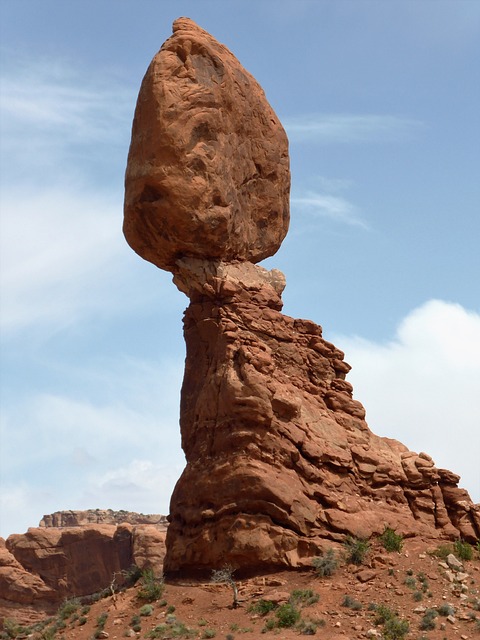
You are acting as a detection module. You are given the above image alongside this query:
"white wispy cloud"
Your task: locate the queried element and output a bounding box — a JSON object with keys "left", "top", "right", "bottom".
{"left": 283, "top": 114, "right": 423, "bottom": 144}
{"left": 0, "top": 56, "right": 131, "bottom": 151}
{"left": 291, "top": 190, "right": 368, "bottom": 229}
{"left": 334, "top": 299, "right": 480, "bottom": 503}
{"left": 0, "top": 358, "right": 185, "bottom": 537}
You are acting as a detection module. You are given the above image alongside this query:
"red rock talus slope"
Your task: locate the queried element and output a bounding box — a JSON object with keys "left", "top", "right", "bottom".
{"left": 123, "top": 19, "right": 479, "bottom": 576}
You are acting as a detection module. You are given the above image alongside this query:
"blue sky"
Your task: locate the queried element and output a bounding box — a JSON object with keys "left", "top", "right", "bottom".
{"left": 1, "top": 0, "right": 479, "bottom": 538}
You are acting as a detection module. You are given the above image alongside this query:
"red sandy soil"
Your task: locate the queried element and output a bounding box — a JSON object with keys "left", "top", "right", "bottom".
{"left": 5, "top": 538, "right": 480, "bottom": 640}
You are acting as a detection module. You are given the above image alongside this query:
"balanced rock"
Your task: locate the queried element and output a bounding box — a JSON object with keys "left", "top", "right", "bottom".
{"left": 124, "top": 19, "right": 479, "bottom": 576}
{"left": 124, "top": 17, "right": 290, "bottom": 270}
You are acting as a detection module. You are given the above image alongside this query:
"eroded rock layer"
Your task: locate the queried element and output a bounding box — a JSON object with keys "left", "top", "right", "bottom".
{"left": 164, "top": 261, "right": 479, "bottom": 575}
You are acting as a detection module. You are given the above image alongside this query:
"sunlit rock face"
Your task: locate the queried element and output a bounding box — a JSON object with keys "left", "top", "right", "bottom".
{"left": 124, "top": 18, "right": 479, "bottom": 577}
{"left": 124, "top": 17, "right": 290, "bottom": 271}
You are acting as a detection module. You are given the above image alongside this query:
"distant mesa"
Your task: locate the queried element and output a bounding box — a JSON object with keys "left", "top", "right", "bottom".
{"left": 122, "top": 17, "right": 479, "bottom": 577}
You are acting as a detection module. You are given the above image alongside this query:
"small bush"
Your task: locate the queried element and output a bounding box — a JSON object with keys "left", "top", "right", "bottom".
{"left": 419, "top": 609, "right": 438, "bottom": 630}
{"left": 275, "top": 603, "right": 301, "bottom": 628}
{"left": 312, "top": 549, "right": 338, "bottom": 577}
{"left": 249, "top": 599, "right": 277, "bottom": 616}
{"left": 413, "top": 591, "right": 423, "bottom": 602}
{"left": 297, "top": 619, "right": 318, "bottom": 635}
{"left": 373, "top": 604, "right": 396, "bottom": 625}
{"left": 290, "top": 589, "right": 319, "bottom": 607}
{"left": 138, "top": 569, "right": 165, "bottom": 603}
{"left": 139, "top": 604, "right": 154, "bottom": 617}
{"left": 344, "top": 536, "right": 370, "bottom": 565}
{"left": 96, "top": 612, "right": 108, "bottom": 629}
{"left": 202, "top": 630, "right": 216, "bottom": 639}
{"left": 454, "top": 539, "right": 473, "bottom": 561}
{"left": 342, "top": 594, "right": 362, "bottom": 610}
{"left": 379, "top": 527, "right": 403, "bottom": 552}
{"left": 404, "top": 576, "right": 416, "bottom": 589}
{"left": 438, "top": 603, "right": 455, "bottom": 617}
{"left": 429, "top": 543, "right": 453, "bottom": 559}
{"left": 383, "top": 616, "right": 409, "bottom": 640}
{"left": 167, "top": 604, "right": 176, "bottom": 614}
{"left": 123, "top": 564, "right": 143, "bottom": 586}
{"left": 78, "top": 616, "right": 87, "bottom": 626}
{"left": 58, "top": 598, "right": 80, "bottom": 620}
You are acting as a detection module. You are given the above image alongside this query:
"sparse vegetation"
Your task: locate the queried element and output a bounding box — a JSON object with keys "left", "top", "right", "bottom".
{"left": 312, "top": 548, "right": 338, "bottom": 576}
{"left": 275, "top": 602, "right": 301, "bottom": 628}
{"left": 379, "top": 526, "right": 404, "bottom": 552}
{"left": 383, "top": 615, "right": 409, "bottom": 639}
{"left": 454, "top": 539, "right": 473, "bottom": 561}
{"left": 146, "top": 622, "right": 195, "bottom": 638}
{"left": 211, "top": 565, "right": 239, "bottom": 609}
{"left": 438, "top": 603, "right": 455, "bottom": 616}
{"left": 290, "top": 589, "right": 319, "bottom": 607}
{"left": 342, "top": 594, "right": 362, "bottom": 610}
{"left": 201, "top": 630, "right": 216, "bottom": 639}
{"left": 344, "top": 535, "right": 370, "bottom": 565}
{"left": 419, "top": 608, "right": 438, "bottom": 630}
{"left": 249, "top": 599, "right": 278, "bottom": 616}
{"left": 138, "top": 568, "right": 165, "bottom": 603}
{"left": 139, "top": 603, "right": 154, "bottom": 616}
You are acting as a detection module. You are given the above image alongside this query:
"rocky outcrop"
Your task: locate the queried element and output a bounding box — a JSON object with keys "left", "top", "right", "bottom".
{"left": 123, "top": 18, "right": 479, "bottom": 577}
{"left": 0, "top": 523, "right": 166, "bottom": 624}
{"left": 39, "top": 509, "right": 168, "bottom": 528}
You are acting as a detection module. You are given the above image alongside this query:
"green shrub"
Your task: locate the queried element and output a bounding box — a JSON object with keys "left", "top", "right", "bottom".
{"left": 123, "top": 564, "right": 143, "bottom": 586}
{"left": 290, "top": 589, "right": 319, "bottom": 607}
{"left": 438, "top": 603, "right": 455, "bottom": 616}
{"left": 58, "top": 598, "right": 80, "bottom": 620}
{"left": 341, "top": 594, "right": 362, "bottom": 610}
{"left": 249, "top": 599, "right": 277, "bottom": 616}
{"left": 138, "top": 569, "right": 165, "bottom": 603}
{"left": 312, "top": 549, "right": 338, "bottom": 577}
{"left": 429, "top": 543, "right": 453, "bottom": 559}
{"left": 413, "top": 591, "right": 423, "bottom": 602}
{"left": 275, "top": 603, "right": 301, "bottom": 628}
{"left": 167, "top": 604, "right": 176, "bottom": 614}
{"left": 373, "top": 604, "right": 396, "bottom": 625}
{"left": 298, "top": 619, "right": 318, "bottom": 635}
{"left": 202, "top": 630, "right": 216, "bottom": 639}
{"left": 419, "top": 609, "right": 438, "bottom": 630}
{"left": 404, "top": 576, "right": 416, "bottom": 589}
{"left": 379, "top": 527, "right": 404, "bottom": 552}
{"left": 96, "top": 612, "right": 108, "bottom": 629}
{"left": 344, "top": 536, "right": 370, "bottom": 565}
{"left": 383, "top": 616, "right": 409, "bottom": 640}
{"left": 139, "top": 604, "right": 154, "bottom": 617}
{"left": 454, "top": 539, "right": 473, "bottom": 561}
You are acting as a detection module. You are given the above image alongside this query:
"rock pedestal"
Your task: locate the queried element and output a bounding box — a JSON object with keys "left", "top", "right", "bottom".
{"left": 163, "top": 260, "right": 479, "bottom": 575}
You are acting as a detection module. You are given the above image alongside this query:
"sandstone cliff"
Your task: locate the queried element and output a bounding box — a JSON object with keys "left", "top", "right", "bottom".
{"left": 0, "top": 519, "right": 166, "bottom": 624}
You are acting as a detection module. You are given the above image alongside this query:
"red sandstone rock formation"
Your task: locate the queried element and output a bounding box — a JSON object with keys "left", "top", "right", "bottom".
{"left": 0, "top": 522, "right": 166, "bottom": 624}
{"left": 123, "top": 19, "right": 479, "bottom": 576}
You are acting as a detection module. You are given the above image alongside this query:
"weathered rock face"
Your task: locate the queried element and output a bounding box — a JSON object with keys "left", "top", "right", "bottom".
{"left": 0, "top": 523, "right": 167, "bottom": 624}
{"left": 124, "top": 17, "right": 289, "bottom": 270}
{"left": 123, "top": 18, "right": 479, "bottom": 577}
{"left": 39, "top": 509, "right": 168, "bottom": 528}
{"left": 163, "top": 261, "right": 479, "bottom": 574}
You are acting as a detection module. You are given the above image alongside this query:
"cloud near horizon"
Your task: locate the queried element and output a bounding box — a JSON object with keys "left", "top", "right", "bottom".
{"left": 334, "top": 299, "right": 480, "bottom": 502}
